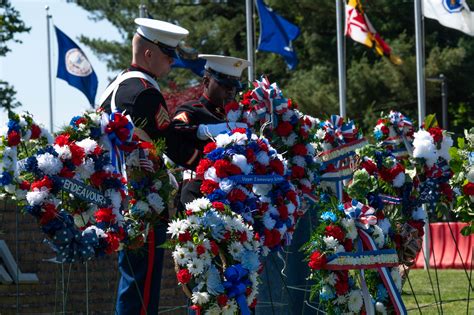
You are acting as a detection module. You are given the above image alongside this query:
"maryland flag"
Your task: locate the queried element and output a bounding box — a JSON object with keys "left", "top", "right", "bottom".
{"left": 345, "top": 0, "right": 402, "bottom": 64}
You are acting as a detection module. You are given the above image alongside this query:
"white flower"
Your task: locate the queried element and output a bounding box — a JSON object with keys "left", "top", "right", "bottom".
{"left": 26, "top": 188, "right": 49, "bottom": 206}
{"left": 230, "top": 131, "right": 248, "bottom": 145}
{"left": 347, "top": 290, "right": 363, "bottom": 312}
{"left": 341, "top": 218, "right": 358, "bottom": 240}
{"left": 147, "top": 192, "right": 165, "bottom": 213}
{"left": 228, "top": 241, "right": 244, "bottom": 260}
{"left": 204, "top": 167, "right": 219, "bottom": 182}
{"left": 191, "top": 291, "right": 210, "bottom": 305}
{"left": 373, "top": 225, "right": 385, "bottom": 248}
{"left": 282, "top": 133, "right": 298, "bottom": 146}
{"left": 292, "top": 156, "right": 306, "bottom": 167}
{"left": 215, "top": 134, "right": 232, "bottom": 147}
{"left": 37, "top": 153, "right": 63, "bottom": 175}
{"left": 232, "top": 154, "right": 251, "bottom": 174}
{"left": 439, "top": 134, "right": 453, "bottom": 162}
{"left": 413, "top": 129, "right": 437, "bottom": 166}
{"left": 76, "top": 138, "right": 98, "bottom": 155}
{"left": 23, "top": 129, "right": 32, "bottom": 141}
{"left": 106, "top": 189, "right": 122, "bottom": 209}
{"left": 377, "top": 218, "right": 392, "bottom": 235}
{"left": 219, "top": 178, "right": 235, "bottom": 193}
{"left": 323, "top": 236, "right": 339, "bottom": 250}
{"left": 256, "top": 151, "right": 270, "bottom": 165}
{"left": 391, "top": 268, "right": 402, "bottom": 291}
{"left": 76, "top": 158, "right": 95, "bottom": 179}
{"left": 392, "top": 171, "right": 405, "bottom": 188}
{"left": 186, "top": 197, "right": 210, "bottom": 213}
{"left": 172, "top": 247, "right": 190, "bottom": 266}
{"left": 252, "top": 184, "right": 272, "bottom": 196}
{"left": 223, "top": 300, "right": 238, "bottom": 315}
{"left": 376, "top": 302, "right": 387, "bottom": 315}
{"left": 187, "top": 258, "right": 204, "bottom": 276}
{"left": 324, "top": 272, "right": 337, "bottom": 286}
{"left": 316, "top": 129, "right": 326, "bottom": 140}
{"left": 334, "top": 294, "right": 347, "bottom": 305}
{"left": 167, "top": 220, "right": 188, "bottom": 238}
{"left": 466, "top": 167, "right": 474, "bottom": 183}
{"left": 263, "top": 212, "right": 276, "bottom": 230}
{"left": 53, "top": 144, "right": 72, "bottom": 160}
{"left": 41, "top": 127, "right": 54, "bottom": 144}
{"left": 83, "top": 225, "right": 106, "bottom": 238}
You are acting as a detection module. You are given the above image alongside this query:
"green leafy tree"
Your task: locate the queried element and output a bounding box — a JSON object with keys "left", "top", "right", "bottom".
{"left": 76, "top": 0, "right": 474, "bottom": 134}
{"left": 0, "top": 0, "right": 31, "bottom": 112}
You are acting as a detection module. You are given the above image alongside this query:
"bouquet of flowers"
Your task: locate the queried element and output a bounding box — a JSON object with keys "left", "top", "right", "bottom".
{"left": 195, "top": 128, "right": 300, "bottom": 255}
{"left": 167, "top": 198, "right": 260, "bottom": 314}
{"left": 450, "top": 128, "right": 474, "bottom": 235}
{"left": 227, "top": 76, "right": 319, "bottom": 204}
{"left": 0, "top": 111, "right": 52, "bottom": 199}
{"left": 373, "top": 111, "right": 414, "bottom": 158}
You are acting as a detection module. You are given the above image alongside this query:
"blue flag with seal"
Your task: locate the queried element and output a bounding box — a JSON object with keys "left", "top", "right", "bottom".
{"left": 256, "top": 0, "right": 301, "bottom": 70}
{"left": 172, "top": 57, "right": 206, "bottom": 77}
{"left": 54, "top": 26, "right": 98, "bottom": 107}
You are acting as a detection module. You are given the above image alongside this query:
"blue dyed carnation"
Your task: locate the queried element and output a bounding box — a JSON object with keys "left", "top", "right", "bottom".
{"left": 320, "top": 211, "right": 337, "bottom": 222}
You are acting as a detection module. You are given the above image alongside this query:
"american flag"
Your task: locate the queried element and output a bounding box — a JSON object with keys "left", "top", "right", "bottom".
{"left": 138, "top": 148, "right": 155, "bottom": 172}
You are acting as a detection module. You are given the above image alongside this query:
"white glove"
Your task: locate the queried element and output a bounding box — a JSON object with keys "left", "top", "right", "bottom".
{"left": 197, "top": 122, "right": 248, "bottom": 140}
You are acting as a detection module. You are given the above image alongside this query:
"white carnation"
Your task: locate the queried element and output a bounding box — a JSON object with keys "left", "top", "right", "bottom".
{"left": 413, "top": 129, "right": 437, "bottom": 166}
{"left": 37, "top": 153, "right": 63, "bottom": 175}
{"left": 76, "top": 158, "right": 95, "bottom": 179}
{"left": 54, "top": 144, "right": 72, "bottom": 160}
{"left": 232, "top": 154, "right": 252, "bottom": 174}
{"left": 323, "top": 236, "right": 339, "bottom": 250}
{"left": 26, "top": 188, "right": 49, "bottom": 206}
{"left": 191, "top": 291, "right": 210, "bottom": 305}
{"left": 219, "top": 178, "right": 235, "bottom": 193}
{"left": 147, "top": 193, "right": 165, "bottom": 213}
{"left": 373, "top": 225, "right": 385, "bottom": 248}
{"left": 204, "top": 167, "right": 219, "bottom": 182}
{"left": 282, "top": 133, "right": 297, "bottom": 146}
{"left": 215, "top": 134, "right": 232, "bottom": 147}
{"left": 392, "top": 171, "right": 405, "bottom": 188}
{"left": 76, "top": 138, "right": 98, "bottom": 155}
{"left": 341, "top": 218, "right": 358, "bottom": 240}
{"left": 439, "top": 134, "right": 453, "bottom": 162}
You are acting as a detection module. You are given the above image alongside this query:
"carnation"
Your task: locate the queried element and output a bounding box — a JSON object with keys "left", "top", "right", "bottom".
{"left": 75, "top": 138, "right": 98, "bottom": 155}
{"left": 37, "top": 153, "right": 63, "bottom": 175}
{"left": 191, "top": 291, "right": 210, "bottom": 305}
{"left": 147, "top": 192, "right": 165, "bottom": 213}
{"left": 26, "top": 188, "right": 49, "bottom": 206}
{"left": 323, "top": 236, "right": 339, "bottom": 250}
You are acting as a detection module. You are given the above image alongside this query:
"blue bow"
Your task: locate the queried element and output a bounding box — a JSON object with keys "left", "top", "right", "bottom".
{"left": 223, "top": 264, "right": 251, "bottom": 315}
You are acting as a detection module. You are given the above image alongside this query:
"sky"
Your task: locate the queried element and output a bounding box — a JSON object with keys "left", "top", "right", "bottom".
{"left": 1, "top": 0, "right": 123, "bottom": 131}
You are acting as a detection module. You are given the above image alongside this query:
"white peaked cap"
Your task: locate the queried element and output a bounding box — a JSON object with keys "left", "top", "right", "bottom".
{"left": 199, "top": 54, "right": 251, "bottom": 78}
{"left": 135, "top": 18, "right": 189, "bottom": 47}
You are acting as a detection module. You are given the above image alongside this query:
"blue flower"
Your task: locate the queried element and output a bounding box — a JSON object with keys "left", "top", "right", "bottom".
{"left": 208, "top": 189, "right": 226, "bottom": 202}
{"left": 230, "top": 201, "right": 244, "bottom": 214}
{"left": 206, "top": 148, "right": 225, "bottom": 161}
{"left": 374, "top": 129, "right": 383, "bottom": 140}
{"left": 240, "top": 250, "right": 260, "bottom": 272}
{"left": 376, "top": 284, "right": 388, "bottom": 302}
{"left": 0, "top": 171, "right": 12, "bottom": 186}
{"left": 320, "top": 211, "right": 337, "bottom": 222}
{"left": 337, "top": 203, "right": 345, "bottom": 212}
{"left": 90, "top": 127, "right": 102, "bottom": 139}
{"left": 69, "top": 116, "right": 83, "bottom": 128}
{"left": 7, "top": 120, "right": 20, "bottom": 132}
{"left": 320, "top": 286, "right": 335, "bottom": 301}
{"left": 206, "top": 265, "right": 225, "bottom": 295}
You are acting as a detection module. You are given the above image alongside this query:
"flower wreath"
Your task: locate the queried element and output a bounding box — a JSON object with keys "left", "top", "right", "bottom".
{"left": 167, "top": 198, "right": 260, "bottom": 315}
{"left": 450, "top": 127, "right": 474, "bottom": 235}
{"left": 412, "top": 114, "right": 454, "bottom": 214}
{"left": 227, "top": 76, "right": 319, "bottom": 204}
{"left": 304, "top": 196, "right": 404, "bottom": 314}
{"left": 195, "top": 128, "right": 300, "bottom": 255}
{"left": 373, "top": 111, "right": 414, "bottom": 158}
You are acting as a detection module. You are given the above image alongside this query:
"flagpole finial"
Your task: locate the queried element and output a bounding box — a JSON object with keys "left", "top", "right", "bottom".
{"left": 45, "top": 5, "right": 49, "bottom": 11}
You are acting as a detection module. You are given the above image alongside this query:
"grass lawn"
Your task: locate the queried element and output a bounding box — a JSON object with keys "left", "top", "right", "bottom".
{"left": 402, "top": 269, "right": 474, "bottom": 314}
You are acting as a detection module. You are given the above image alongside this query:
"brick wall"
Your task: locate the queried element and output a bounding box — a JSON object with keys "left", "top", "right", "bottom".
{"left": 0, "top": 200, "right": 187, "bottom": 315}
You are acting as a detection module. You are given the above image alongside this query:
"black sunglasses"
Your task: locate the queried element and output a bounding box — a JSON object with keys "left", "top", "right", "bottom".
{"left": 138, "top": 33, "right": 177, "bottom": 58}
{"left": 207, "top": 69, "right": 244, "bottom": 91}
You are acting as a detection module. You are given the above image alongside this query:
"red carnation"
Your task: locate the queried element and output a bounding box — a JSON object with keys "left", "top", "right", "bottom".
{"left": 381, "top": 125, "right": 390, "bottom": 135}
{"left": 275, "top": 121, "right": 293, "bottom": 137}
{"left": 196, "top": 159, "right": 213, "bottom": 176}
{"left": 214, "top": 159, "right": 232, "bottom": 178}
{"left": 286, "top": 190, "right": 298, "bottom": 205}
{"left": 269, "top": 159, "right": 284, "bottom": 175}
{"left": 217, "top": 294, "right": 229, "bottom": 307}
{"left": 75, "top": 117, "right": 87, "bottom": 126}
{"left": 7, "top": 130, "right": 21, "bottom": 147}
{"left": 263, "top": 229, "right": 281, "bottom": 248}
{"left": 224, "top": 100, "right": 240, "bottom": 113}
{"left": 291, "top": 165, "right": 305, "bottom": 179}
{"left": 177, "top": 268, "right": 192, "bottom": 284}
{"left": 90, "top": 171, "right": 108, "bottom": 187}
{"left": 361, "top": 160, "right": 378, "bottom": 175}
{"left": 55, "top": 134, "right": 71, "bottom": 146}
{"left": 463, "top": 182, "right": 474, "bottom": 196}
{"left": 228, "top": 189, "right": 247, "bottom": 203}
{"left": 212, "top": 201, "right": 226, "bottom": 212}
{"left": 291, "top": 143, "right": 308, "bottom": 156}
{"left": 440, "top": 182, "right": 454, "bottom": 202}
{"left": 239, "top": 231, "right": 248, "bottom": 242}
{"left": 308, "top": 251, "right": 327, "bottom": 270}
{"left": 39, "top": 203, "right": 58, "bottom": 225}
{"left": 69, "top": 143, "right": 85, "bottom": 166}
{"left": 19, "top": 180, "right": 30, "bottom": 190}
{"left": 278, "top": 204, "right": 289, "bottom": 220}
{"left": 105, "top": 232, "right": 120, "bottom": 254}
{"left": 335, "top": 279, "right": 349, "bottom": 295}
{"left": 325, "top": 224, "right": 345, "bottom": 242}
{"left": 95, "top": 208, "right": 116, "bottom": 224}
{"left": 203, "top": 142, "right": 217, "bottom": 154}
{"left": 31, "top": 176, "right": 54, "bottom": 191}
{"left": 232, "top": 128, "right": 247, "bottom": 135}
{"left": 30, "top": 124, "right": 41, "bottom": 139}
{"left": 196, "top": 244, "right": 206, "bottom": 255}
{"left": 59, "top": 167, "right": 75, "bottom": 178}
{"left": 428, "top": 127, "right": 443, "bottom": 143}
{"left": 200, "top": 179, "right": 219, "bottom": 194}
{"left": 389, "top": 163, "right": 405, "bottom": 180}
{"left": 178, "top": 231, "right": 192, "bottom": 243}
{"left": 210, "top": 240, "right": 219, "bottom": 256}
{"left": 246, "top": 148, "right": 256, "bottom": 163}
{"left": 254, "top": 162, "right": 267, "bottom": 175}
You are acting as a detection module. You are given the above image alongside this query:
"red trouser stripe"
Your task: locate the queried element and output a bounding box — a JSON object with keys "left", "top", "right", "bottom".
{"left": 140, "top": 229, "right": 155, "bottom": 315}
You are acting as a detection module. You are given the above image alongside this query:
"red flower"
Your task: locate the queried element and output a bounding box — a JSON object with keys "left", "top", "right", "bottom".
{"left": 95, "top": 207, "right": 116, "bottom": 224}
{"left": 275, "top": 121, "right": 293, "bottom": 137}
{"left": 428, "top": 127, "right": 443, "bottom": 143}
{"left": 224, "top": 100, "right": 240, "bottom": 113}
{"left": 263, "top": 229, "right": 281, "bottom": 248}
{"left": 463, "top": 182, "right": 474, "bottom": 196}
{"left": 440, "top": 182, "right": 454, "bottom": 202}
{"left": 178, "top": 231, "right": 192, "bottom": 243}
{"left": 389, "top": 163, "right": 405, "bottom": 180}
{"left": 203, "top": 142, "right": 217, "bottom": 154}
{"left": 335, "top": 279, "right": 349, "bottom": 295}
{"left": 30, "top": 124, "right": 41, "bottom": 139}
{"left": 214, "top": 160, "right": 232, "bottom": 177}
{"left": 200, "top": 179, "right": 219, "bottom": 194}
{"left": 343, "top": 238, "right": 353, "bottom": 251}
{"left": 177, "top": 268, "right": 192, "bottom": 284}
{"left": 232, "top": 127, "right": 247, "bottom": 134}
{"left": 59, "top": 167, "right": 75, "bottom": 178}
{"left": 254, "top": 162, "right": 267, "bottom": 175}
{"left": 105, "top": 232, "right": 120, "bottom": 254}
{"left": 90, "top": 171, "right": 108, "bottom": 187}
{"left": 196, "top": 159, "right": 213, "bottom": 176}
{"left": 250, "top": 298, "right": 258, "bottom": 309}
{"left": 239, "top": 231, "right": 248, "bottom": 242}
{"left": 39, "top": 203, "right": 57, "bottom": 225}
{"left": 361, "top": 159, "right": 378, "bottom": 175}
{"left": 286, "top": 190, "right": 298, "bottom": 205}
{"left": 291, "top": 143, "right": 308, "bottom": 156}
{"left": 19, "top": 180, "right": 30, "bottom": 190}
{"left": 55, "top": 134, "right": 71, "bottom": 146}
{"left": 291, "top": 165, "right": 305, "bottom": 179}
{"left": 138, "top": 141, "right": 154, "bottom": 150}
{"left": 325, "top": 225, "right": 345, "bottom": 242}
{"left": 196, "top": 244, "right": 206, "bottom": 255}
{"left": 217, "top": 294, "right": 229, "bottom": 307}
{"left": 381, "top": 125, "right": 389, "bottom": 135}
{"left": 228, "top": 189, "right": 247, "bottom": 202}
{"left": 246, "top": 148, "right": 256, "bottom": 163}
{"left": 278, "top": 204, "right": 289, "bottom": 220}
{"left": 269, "top": 159, "right": 284, "bottom": 175}
{"left": 308, "top": 251, "right": 327, "bottom": 270}
{"left": 212, "top": 201, "right": 226, "bottom": 212}
{"left": 210, "top": 240, "right": 219, "bottom": 256}
{"left": 75, "top": 117, "right": 87, "bottom": 126}
{"left": 7, "top": 130, "right": 21, "bottom": 147}
{"left": 31, "top": 176, "right": 53, "bottom": 190}
{"left": 69, "top": 143, "right": 85, "bottom": 166}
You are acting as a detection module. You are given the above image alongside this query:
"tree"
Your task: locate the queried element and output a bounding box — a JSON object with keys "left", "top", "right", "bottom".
{"left": 0, "top": 0, "right": 31, "bottom": 112}
{"left": 75, "top": 0, "right": 474, "bottom": 135}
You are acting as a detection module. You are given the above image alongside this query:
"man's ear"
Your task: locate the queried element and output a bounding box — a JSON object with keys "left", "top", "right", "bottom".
{"left": 145, "top": 49, "right": 152, "bottom": 59}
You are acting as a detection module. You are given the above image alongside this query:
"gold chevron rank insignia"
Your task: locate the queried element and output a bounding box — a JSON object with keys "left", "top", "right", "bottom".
{"left": 155, "top": 105, "right": 170, "bottom": 130}
{"left": 173, "top": 112, "right": 190, "bottom": 124}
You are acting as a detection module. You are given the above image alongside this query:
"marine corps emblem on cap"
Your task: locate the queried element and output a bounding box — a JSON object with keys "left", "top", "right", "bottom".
{"left": 233, "top": 60, "right": 243, "bottom": 68}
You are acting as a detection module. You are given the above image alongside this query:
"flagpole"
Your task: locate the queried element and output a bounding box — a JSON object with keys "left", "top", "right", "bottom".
{"left": 335, "top": 0, "right": 346, "bottom": 118}
{"left": 246, "top": 0, "right": 254, "bottom": 81}
{"left": 414, "top": 0, "right": 430, "bottom": 271}
{"left": 46, "top": 6, "right": 53, "bottom": 133}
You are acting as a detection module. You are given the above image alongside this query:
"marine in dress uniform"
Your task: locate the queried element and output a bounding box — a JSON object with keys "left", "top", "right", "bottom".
{"left": 98, "top": 18, "right": 189, "bottom": 315}
{"left": 169, "top": 54, "right": 250, "bottom": 212}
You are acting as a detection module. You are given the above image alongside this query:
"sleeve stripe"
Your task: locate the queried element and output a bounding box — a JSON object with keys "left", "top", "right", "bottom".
{"left": 186, "top": 149, "right": 200, "bottom": 166}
